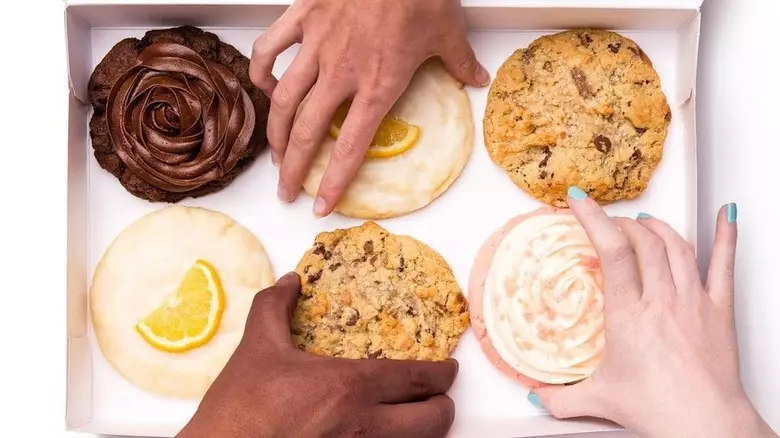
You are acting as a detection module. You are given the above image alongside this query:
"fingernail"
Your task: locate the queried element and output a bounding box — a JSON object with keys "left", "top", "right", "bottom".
{"left": 568, "top": 186, "right": 588, "bottom": 201}
{"left": 271, "top": 151, "right": 280, "bottom": 166}
{"left": 477, "top": 65, "right": 491, "bottom": 87}
{"left": 313, "top": 197, "right": 328, "bottom": 218}
{"left": 637, "top": 212, "right": 652, "bottom": 219}
{"left": 277, "top": 184, "right": 291, "bottom": 203}
{"left": 726, "top": 203, "right": 737, "bottom": 223}
{"left": 527, "top": 392, "right": 543, "bottom": 409}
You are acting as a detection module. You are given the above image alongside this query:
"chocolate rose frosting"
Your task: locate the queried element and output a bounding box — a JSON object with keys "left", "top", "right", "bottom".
{"left": 106, "top": 42, "right": 255, "bottom": 193}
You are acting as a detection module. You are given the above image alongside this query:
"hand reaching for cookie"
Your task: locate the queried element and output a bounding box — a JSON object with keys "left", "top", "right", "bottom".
{"left": 530, "top": 188, "right": 778, "bottom": 438}
{"left": 177, "top": 273, "right": 458, "bottom": 438}
{"left": 249, "top": 0, "right": 488, "bottom": 218}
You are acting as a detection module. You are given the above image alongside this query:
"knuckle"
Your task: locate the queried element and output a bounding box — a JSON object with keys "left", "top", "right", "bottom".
{"left": 430, "top": 396, "right": 456, "bottom": 430}
{"left": 545, "top": 395, "right": 569, "bottom": 419}
{"left": 370, "top": 74, "right": 400, "bottom": 96}
{"left": 270, "top": 82, "right": 293, "bottom": 111}
{"left": 333, "top": 133, "right": 362, "bottom": 160}
{"left": 644, "top": 236, "right": 666, "bottom": 257}
{"left": 363, "top": 73, "right": 401, "bottom": 102}
{"left": 290, "top": 117, "right": 318, "bottom": 147}
{"left": 358, "top": 77, "right": 400, "bottom": 107}
{"left": 456, "top": 52, "right": 478, "bottom": 72}
{"left": 329, "top": 55, "right": 355, "bottom": 80}
{"left": 249, "top": 288, "right": 275, "bottom": 316}
{"left": 251, "top": 36, "right": 270, "bottom": 59}
{"left": 331, "top": 370, "right": 361, "bottom": 396}
{"left": 602, "top": 236, "right": 633, "bottom": 264}
{"left": 674, "top": 241, "right": 696, "bottom": 261}
{"left": 353, "top": 91, "right": 385, "bottom": 110}
{"left": 401, "top": 366, "right": 430, "bottom": 395}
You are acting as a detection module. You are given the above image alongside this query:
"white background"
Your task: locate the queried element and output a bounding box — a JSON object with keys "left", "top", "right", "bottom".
{"left": 0, "top": 1, "right": 777, "bottom": 438}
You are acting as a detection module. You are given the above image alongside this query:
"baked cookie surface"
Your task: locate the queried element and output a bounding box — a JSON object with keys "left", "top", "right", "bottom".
{"left": 484, "top": 29, "right": 671, "bottom": 207}
{"left": 302, "top": 60, "right": 473, "bottom": 219}
{"left": 88, "top": 26, "right": 270, "bottom": 203}
{"left": 90, "top": 206, "right": 274, "bottom": 398}
{"left": 293, "top": 222, "right": 469, "bottom": 360}
{"left": 469, "top": 207, "right": 604, "bottom": 387}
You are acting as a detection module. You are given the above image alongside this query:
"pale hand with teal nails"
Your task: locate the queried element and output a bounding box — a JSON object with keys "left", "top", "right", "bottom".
{"left": 526, "top": 189, "right": 776, "bottom": 438}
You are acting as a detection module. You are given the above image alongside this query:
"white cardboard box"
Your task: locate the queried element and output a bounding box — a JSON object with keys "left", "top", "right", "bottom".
{"left": 65, "top": 1, "right": 702, "bottom": 436}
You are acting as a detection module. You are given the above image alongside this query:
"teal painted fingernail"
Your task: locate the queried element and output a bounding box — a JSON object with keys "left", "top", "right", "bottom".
{"left": 568, "top": 186, "right": 588, "bottom": 201}
{"left": 637, "top": 212, "right": 652, "bottom": 219}
{"left": 527, "top": 392, "right": 543, "bottom": 409}
{"left": 726, "top": 203, "right": 737, "bottom": 223}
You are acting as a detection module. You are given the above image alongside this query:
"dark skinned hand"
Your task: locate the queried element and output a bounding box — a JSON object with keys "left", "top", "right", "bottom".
{"left": 177, "top": 272, "right": 459, "bottom": 438}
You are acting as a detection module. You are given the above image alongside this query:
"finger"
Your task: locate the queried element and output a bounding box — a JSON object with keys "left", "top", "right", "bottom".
{"left": 267, "top": 48, "right": 319, "bottom": 165}
{"left": 636, "top": 213, "right": 701, "bottom": 294}
{"left": 567, "top": 186, "right": 642, "bottom": 307}
{"left": 373, "top": 395, "right": 455, "bottom": 438}
{"left": 243, "top": 272, "right": 301, "bottom": 347}
{"left": 706, "top": 203, "right": 738, "bottom": 308}
{"left": 278, "top": 82, "right": 350, "bottom": 203}
{"left": 356, "top": 358, "right": 458, "bottom": 403}
{"left": 440, "top": 33, "right": 490, "bottom": 87}
{"left": 530, "top": 378, "right": 604, "bottom": 419}
{"left": 313, "top": 90, "right": 401, "bottom": 218}
{"left": 611, "top": 218, "right": 674, "bottom": 301}
{"left": 249, "top": 12, "right": 302, "bottom": 94}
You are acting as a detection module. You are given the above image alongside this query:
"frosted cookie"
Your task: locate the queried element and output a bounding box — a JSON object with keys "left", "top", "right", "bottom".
{"left": 88, "top": 26, "right": 269, "bottom": 203}
{"left": 469, "top": 207, "right": 605, "bottom": 386}
{"left": 292, "top": 221, "right": 469, "bottom": 360}
{"left": 90, "top": 206, "right": 274, "bottom": 398}
{"left": 302, "top": 60, "right": 474, "bottom": 219}
{"left": 484, "top": 30, "right": 671, "bottom": 207}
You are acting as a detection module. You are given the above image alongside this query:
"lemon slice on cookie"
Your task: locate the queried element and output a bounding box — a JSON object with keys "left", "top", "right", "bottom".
{"left": 136, "top": 259, "right": 225, "bottom": 353}
{"left": 329, "top": 101, "right": 421, "bottom": 159}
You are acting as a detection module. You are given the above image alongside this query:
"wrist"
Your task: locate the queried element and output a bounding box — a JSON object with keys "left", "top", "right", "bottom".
{"left": 622, "top": 388, "right": 775, "bottom": 438}
{"left": 666, "top": 394, "right": 773, "bottom": 438}
{"left": 720, "top": 399, "right": 777, "bottom": 438}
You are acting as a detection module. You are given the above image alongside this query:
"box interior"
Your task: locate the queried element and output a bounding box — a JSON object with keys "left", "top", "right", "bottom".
{"left": 66, "top": 2, "right": 701, "bottom": 437}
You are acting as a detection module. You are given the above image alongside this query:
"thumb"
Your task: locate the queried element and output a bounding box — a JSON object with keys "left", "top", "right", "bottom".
{"left": 440, "top": 35, "right": 491, "bottom": 87}
{"left": 244, "top": 272, "right": 301, "bottom": 347}
{"left": 528, "top": 379, "right": 603, "bottom": 419}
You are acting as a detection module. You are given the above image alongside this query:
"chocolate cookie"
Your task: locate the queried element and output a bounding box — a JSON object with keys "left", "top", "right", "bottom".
{"left": 88, "top": 26, "right": 270, "bottom": 203}
{"left": 292, "top": 222, "right": 469, "bottom": 361}
{"left": 484, "top": 30, "right": 671, "bottom": 207}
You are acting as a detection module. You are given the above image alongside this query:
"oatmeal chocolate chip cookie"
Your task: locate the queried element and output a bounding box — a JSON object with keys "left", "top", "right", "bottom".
{"left": 484, "top": 29, "right": 671, "bottom": 207}
{"left": 293, "top": 222, "right": 469, "bottom": 361}
{"left": 88, "top": 26, "right": 270, "bottom": 203}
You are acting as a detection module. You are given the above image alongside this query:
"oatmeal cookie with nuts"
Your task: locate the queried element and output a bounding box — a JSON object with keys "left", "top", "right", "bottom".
{"left": 292, "top": 222, "right": 469, "bottom": 361}
{"left": 484, "top": 29, "right": 671, "bottom": 206}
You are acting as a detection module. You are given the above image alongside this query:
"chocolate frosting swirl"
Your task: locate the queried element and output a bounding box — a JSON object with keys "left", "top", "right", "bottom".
{"left": 106, "top": 42, "right": 255, "bottom": 193}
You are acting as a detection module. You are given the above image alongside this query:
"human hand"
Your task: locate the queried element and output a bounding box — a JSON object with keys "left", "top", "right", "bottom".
{"left": 530, "top": 188, "right": 777, "bottom": 438}
{"left": 250, "top": 0, "right": 489, "bottom": 218}
{"left": 177, "top": 273, "right": 459, "bottom": 438}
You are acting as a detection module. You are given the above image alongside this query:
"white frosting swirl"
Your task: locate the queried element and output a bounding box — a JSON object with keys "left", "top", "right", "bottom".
{"left": 483, "top": 212, "right": 605, "bottom": 384}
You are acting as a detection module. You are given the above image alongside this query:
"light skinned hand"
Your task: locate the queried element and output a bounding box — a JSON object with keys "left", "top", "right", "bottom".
{"left": 177, "top": 273, "right": 458, "bottom": 438}
{"left": 530, "top": 187, "right": 777, "bottom": 438}
{"left": 249, "top": 0, "right": 489, "bottom": 218}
